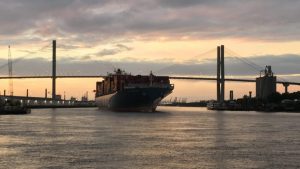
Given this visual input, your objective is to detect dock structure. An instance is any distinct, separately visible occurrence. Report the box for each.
[0,95,96,108]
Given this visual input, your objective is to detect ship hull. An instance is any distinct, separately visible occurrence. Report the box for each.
[95,87,172,112]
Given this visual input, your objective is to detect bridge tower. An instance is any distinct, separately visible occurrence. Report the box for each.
[217,46,220,102]
[217,45,225,103]
[52,40,56,100]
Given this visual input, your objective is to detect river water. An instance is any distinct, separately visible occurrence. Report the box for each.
[0,107,299,169]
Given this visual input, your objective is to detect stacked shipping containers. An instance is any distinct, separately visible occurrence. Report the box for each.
[95,74,171,97]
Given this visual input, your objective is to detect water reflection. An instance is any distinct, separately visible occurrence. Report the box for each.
[0,135,23,156]
[214,111,227,169]
[0,107,299,168]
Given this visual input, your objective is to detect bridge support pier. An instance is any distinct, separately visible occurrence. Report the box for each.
[283,83,290,94]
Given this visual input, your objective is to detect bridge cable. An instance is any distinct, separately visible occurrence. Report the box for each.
[153,47,216,75]
[225,50,262,73]
[225,48,288,83]
[8,46,13,96]
[0,43,51,72]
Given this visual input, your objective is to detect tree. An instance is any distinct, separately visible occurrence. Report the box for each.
[267,92,282,103]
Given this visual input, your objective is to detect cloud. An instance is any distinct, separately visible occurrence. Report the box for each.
[96,49,120,57]
[158,0,213,8]
[17,49,36,55]
[81,55,91,60]
[93,44,133,57]
[74,43,133,60]
[115,44,133,51]
[1,0,300,46]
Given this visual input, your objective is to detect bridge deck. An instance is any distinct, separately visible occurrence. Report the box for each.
[0,75,299,85]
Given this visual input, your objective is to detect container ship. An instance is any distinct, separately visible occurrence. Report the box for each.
[95,69,174,112]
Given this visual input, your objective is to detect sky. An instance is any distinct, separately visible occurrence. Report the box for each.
[0,0,300,101]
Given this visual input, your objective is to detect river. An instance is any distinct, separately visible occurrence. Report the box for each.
[0,107,299,169]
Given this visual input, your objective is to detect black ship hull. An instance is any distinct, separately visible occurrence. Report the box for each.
[95,87,172,112]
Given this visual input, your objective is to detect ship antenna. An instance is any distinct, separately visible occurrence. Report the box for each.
[150,70,153,86]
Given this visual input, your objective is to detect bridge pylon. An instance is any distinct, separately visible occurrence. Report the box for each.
[217,45,225,103]
[52,40,56,100]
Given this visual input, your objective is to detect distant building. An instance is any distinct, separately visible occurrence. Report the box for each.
[55,95,62,100]
[81,96,88,102]
[256,66,276,100]
[70,97,77,102]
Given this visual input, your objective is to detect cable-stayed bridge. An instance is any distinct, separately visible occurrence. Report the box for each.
[1,40,300,102]
[0,75,299,86]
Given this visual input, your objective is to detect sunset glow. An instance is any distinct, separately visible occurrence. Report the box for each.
[1,0,300,100]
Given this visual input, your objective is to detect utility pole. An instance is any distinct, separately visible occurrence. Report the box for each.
[45,88,48,99]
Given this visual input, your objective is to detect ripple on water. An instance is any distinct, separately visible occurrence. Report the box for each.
[0,107,299,169]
